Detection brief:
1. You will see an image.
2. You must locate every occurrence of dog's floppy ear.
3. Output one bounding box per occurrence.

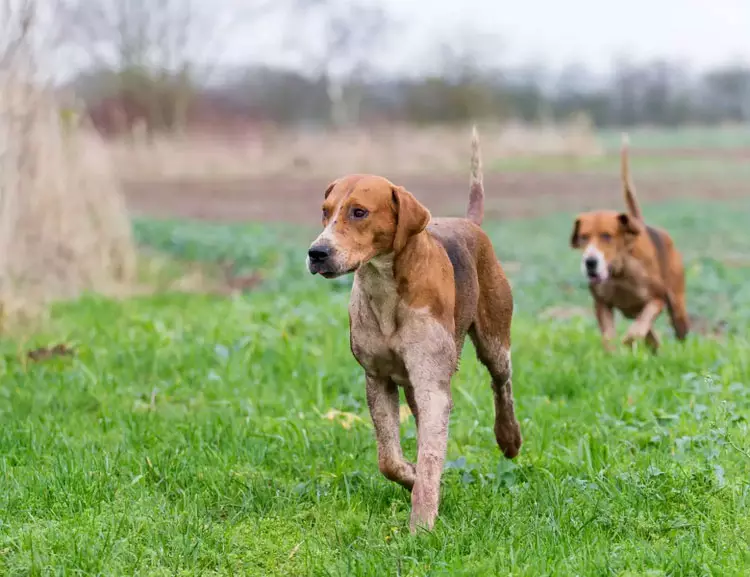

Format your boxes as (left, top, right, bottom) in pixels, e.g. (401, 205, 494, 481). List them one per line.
(323, 180, 337, 199)
(617, 213, 643, 236)
(570, 218, 582, 248)
(392, 185, 430, 253)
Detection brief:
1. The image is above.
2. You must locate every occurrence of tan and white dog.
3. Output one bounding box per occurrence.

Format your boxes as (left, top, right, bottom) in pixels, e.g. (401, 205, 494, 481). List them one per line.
(306, 128, 521, 532)
(570, 136, 689, 352)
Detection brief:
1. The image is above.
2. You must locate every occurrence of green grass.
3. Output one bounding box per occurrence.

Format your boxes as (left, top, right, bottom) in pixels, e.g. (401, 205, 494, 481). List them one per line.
(1, 200, 749, 575)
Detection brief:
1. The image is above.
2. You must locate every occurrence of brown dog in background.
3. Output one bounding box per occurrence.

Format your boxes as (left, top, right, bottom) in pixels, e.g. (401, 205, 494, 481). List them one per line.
(306, 127, 521, 533)
(569, 135, 689, 352)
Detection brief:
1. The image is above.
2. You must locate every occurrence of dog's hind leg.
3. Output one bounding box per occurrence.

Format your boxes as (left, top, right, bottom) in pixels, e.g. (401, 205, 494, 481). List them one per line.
(668, 289, 689, 341)
(469, 263, 521, 458)
(470, 328, 522, 459)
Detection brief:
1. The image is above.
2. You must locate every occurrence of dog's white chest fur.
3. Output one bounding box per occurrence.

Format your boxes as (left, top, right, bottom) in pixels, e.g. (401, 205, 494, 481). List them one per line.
(349, 256, 408, 380)
(356, 256, 400, 338)
(348, 255, 458, 386)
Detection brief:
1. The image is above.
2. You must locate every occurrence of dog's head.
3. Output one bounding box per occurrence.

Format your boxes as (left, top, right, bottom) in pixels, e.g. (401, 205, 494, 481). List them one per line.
(569, 210, 643, 284)
(307, 174, 431, 278)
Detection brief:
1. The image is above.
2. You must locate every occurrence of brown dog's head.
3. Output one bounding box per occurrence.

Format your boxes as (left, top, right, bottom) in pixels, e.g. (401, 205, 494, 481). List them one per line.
(306, 174, 431, 278)
(569, 210, 642, 284)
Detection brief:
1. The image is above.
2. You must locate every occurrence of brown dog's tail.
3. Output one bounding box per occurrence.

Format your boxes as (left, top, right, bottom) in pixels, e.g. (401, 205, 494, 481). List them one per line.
(466, 124, 484, 226)
(621, 133, 643, 220)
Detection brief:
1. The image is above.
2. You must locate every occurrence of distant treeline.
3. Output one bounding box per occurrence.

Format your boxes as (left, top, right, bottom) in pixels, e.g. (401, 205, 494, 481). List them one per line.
(68, 59, 750, 134)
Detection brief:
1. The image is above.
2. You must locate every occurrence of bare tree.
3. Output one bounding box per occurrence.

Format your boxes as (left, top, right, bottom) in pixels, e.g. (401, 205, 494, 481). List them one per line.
(1, 0, 32, 67)
(56, 0, 275, 132)
(0, 0, 56, 76)
(289, 0, 392, 127)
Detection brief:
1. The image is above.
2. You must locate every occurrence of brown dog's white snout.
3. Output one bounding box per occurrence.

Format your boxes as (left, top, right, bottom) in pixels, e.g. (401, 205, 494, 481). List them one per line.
(581, 244, 609, 284)
(567, 133, 689, 351)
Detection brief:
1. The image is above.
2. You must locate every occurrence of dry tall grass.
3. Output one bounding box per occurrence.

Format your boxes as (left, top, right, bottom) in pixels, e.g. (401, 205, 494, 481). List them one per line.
(108, 116, 604, 181)
(0, 73, 136, 328)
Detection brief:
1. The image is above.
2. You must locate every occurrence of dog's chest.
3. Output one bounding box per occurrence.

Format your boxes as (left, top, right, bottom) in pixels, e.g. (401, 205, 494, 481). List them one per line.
(593, 276, 650, 317)
(349, 270, 410, 384)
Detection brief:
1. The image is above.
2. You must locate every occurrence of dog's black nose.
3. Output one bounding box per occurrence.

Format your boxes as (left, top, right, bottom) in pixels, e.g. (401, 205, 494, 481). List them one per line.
(308, 245, 331, 263)
(585, 257, 598, 272)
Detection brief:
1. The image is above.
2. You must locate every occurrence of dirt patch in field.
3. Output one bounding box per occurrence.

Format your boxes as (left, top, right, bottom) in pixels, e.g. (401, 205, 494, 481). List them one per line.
(123, 169, 748, 225)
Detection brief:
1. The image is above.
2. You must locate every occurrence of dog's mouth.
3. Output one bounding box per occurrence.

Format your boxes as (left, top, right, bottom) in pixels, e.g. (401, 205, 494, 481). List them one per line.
(587, 265, 612, 285)
(320, 271, 344, 279)
(311, 265, 358, 279)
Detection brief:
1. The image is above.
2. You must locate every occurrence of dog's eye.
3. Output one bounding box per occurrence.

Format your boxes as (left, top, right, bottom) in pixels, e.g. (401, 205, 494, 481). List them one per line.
(350, 207, 368, 220)
(579, 234, 590, 243)
(600, 232, 612, 242)
(322, 208, 329, 221)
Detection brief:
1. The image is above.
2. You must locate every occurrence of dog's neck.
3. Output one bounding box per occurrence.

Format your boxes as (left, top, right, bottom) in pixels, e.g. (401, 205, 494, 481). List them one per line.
(357, 231, 433, 297)
(358, 253, 396, 290)
(356, 253, 400, 336)
(610, 248, 639, 278)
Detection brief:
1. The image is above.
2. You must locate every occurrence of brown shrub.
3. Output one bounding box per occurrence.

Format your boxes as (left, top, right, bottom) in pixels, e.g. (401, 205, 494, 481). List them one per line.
(0, 73, 136, 329)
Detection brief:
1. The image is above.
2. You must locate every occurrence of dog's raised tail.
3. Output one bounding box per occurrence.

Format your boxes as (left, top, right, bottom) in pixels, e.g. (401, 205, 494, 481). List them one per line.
(621, 133, 643, 220)
(467, 125, 484, 226)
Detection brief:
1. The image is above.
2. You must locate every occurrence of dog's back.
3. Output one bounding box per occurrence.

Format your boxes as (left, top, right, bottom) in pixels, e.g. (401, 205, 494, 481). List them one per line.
(424, 126, 512, 347)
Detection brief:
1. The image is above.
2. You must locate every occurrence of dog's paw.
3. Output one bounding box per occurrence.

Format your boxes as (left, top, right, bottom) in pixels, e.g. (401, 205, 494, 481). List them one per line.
(622, 330, 644, 348)
(495, 421, 522, 459)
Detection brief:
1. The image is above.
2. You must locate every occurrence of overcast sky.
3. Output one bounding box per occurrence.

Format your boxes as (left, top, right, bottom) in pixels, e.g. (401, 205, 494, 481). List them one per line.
(41, 0, 749, 80)
(232, 0, 750, 76)
(389, 0, 749, 73)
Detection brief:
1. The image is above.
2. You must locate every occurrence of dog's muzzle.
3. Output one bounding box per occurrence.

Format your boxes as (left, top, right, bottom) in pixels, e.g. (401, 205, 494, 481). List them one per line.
(581, 246, 609, 284)
(307, 242, 331, 273)
(306, 241, 349, 278)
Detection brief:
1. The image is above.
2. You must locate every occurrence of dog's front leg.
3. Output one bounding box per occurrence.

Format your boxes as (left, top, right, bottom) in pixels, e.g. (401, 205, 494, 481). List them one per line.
(623, 299, 664, 348)
(398, 317, 456, 533)
(366, 374, 416, 490)
(408, 379, 452, 533)
(594, 300, 616, 351)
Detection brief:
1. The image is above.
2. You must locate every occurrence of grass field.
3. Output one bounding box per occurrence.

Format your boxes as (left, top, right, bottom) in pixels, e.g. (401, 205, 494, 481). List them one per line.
(1, 191, 749, 575)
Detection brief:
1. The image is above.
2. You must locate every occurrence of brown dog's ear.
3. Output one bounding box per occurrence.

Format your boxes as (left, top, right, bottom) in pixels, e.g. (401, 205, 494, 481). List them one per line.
(392, 185, 430, 253)
(570, 218, 582, 248)
(617, 213, 643, 236)
(323, 180, 337, 199)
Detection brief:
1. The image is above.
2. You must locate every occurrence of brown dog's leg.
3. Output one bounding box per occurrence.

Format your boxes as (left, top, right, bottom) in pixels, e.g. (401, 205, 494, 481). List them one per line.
(594, 300, 616, 351)
(408, 381, 452, 533)
(470, 259, 522, 459)
(470, 327, 522, 459)
(366, 375, 416, 490)
(403, 385, 419, 429)
(666, 245, 689, 341)
(668, 289, 690, 341)
(645, 329, 660, 352)
(623, 299, 664, 348)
